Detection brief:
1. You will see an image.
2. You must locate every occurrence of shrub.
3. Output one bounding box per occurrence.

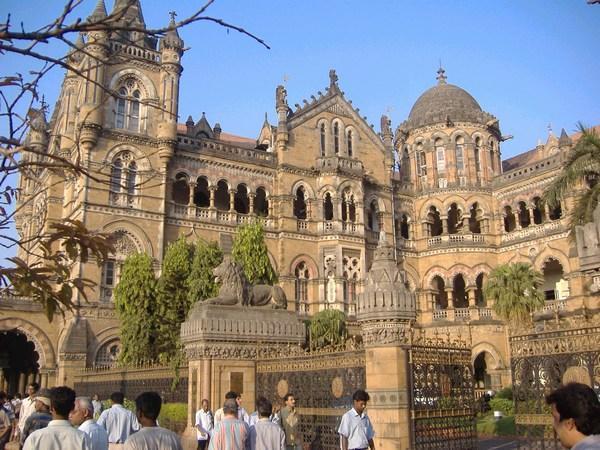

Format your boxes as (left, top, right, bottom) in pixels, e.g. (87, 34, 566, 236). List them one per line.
(477, 413, 516, 437)
(495, 386, 513, 400)
(159, 402, 187, 433)
(489, 398, 514, 416)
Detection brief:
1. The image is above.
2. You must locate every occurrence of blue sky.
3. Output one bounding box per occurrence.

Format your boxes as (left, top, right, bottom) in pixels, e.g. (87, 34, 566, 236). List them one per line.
(1, 0, 599, 260)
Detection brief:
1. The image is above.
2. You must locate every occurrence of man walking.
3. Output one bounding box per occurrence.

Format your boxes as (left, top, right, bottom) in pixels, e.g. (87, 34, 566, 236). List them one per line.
(97, 392, 139, 449)
(17, 383, 39, 439)
(214, 392, 249, 425)
(195, 399, 213, 450)
(70, 396, 109, 450)
(338, 390, 375, 450)
(20, 388, 52, 446)
(279, 393, 301, 450)
(123, 392, 182, 450)
(249, 398, 285, 450)
(209, 398, 249, 450)
(22, 386, 91, 450)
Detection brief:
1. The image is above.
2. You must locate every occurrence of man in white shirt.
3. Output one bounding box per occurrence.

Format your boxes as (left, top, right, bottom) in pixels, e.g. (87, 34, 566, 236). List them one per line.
(22, 386, 92, 450)
(17, 382, 39, 437)
(71, 396, 109, 450)
(195, 398, 213, 450)
(337, 390, 375, 450)
(97, 392, 140, 449)
(124, 392, 182, 450)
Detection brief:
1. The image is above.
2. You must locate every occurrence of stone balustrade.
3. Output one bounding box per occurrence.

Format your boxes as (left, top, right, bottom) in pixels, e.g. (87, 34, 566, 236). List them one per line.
(168, 202, 273, 227)
(427, 233, 485, 248)
(177, 136, 276, 164)
(501, 220, 562, 243)
(541, 299, 567, 313)
(316, 156, 364, 173)
(431, 306, 496, 322)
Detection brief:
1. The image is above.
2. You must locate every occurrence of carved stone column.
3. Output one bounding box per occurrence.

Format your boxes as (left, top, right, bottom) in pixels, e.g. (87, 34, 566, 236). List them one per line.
(228, 190, 236, 212)
(248, 192, 256, 215)
(208, 186, 216, 209)
(357, 233, 416, 450)
(188, 182, 196, 207)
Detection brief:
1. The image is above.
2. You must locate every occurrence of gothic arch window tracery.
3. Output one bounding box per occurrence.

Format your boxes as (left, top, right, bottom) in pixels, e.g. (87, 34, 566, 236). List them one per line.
(100, 230, 140, 302)
(294, 261, 310, 313)
(333, 122, 340, 155)
(346, 129, 353, 157)
(110, 151, 138, 207)
(342, 255, 360, 307)
(115, 78, 145, 132)
(94, 339, 121, 367)
(455, 136, 465, 172)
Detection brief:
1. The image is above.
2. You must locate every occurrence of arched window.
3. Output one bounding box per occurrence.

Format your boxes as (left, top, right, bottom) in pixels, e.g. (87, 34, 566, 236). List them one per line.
(504, 206, 516, 232)
(542, 258, 569, 300)
(194, 177, 210, 207)
(171, 172, 189, 205)
(341, 190, 355, 223)
(323, 193, 333, 221)
(95, 339, 121, 367)
(294, 261, 310, 313)
(342, 256, 360, 308)
(475, 273, 485, 306)
(367, 200, 379, 231)
(428, 206, 443, 237)
(400, 214, 410, 239)
(320, 123, 326, 156)
(434, 138, 445, 174)
(532, 197, 544, 225)
(432, 276, 447, 309)
(416, 142, 427, 177)
(469, 203, 482, 234)
(115, 79, 143, 132)
(549, 201, 562, 220)
(99, 230, 139, 302)
(214, 180, 229, 211)
(294, 186, 307, 219)
(234, 184, 249, 214)
(453, 274, 468, 308)
(489, 139, 495, 173)
(254, 187, 269, 216)
(455, 136, 465, 171)
(110, 152, 138, 207)
(475, 137, 482, 173)
(447, 203, 461, 234)
(333, 122, 340, 154)
(518, 201, 530, 228)
(347, 130, 353, 157)
(402, 147, 410, 180)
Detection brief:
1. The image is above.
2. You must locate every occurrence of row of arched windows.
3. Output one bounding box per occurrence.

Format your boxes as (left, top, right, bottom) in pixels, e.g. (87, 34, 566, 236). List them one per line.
(319, 120, 356, 158)
(432, 273, 485, 310)
(424, 202, 484, 237)
(503, 198, 561, 232)
(171, 174, 269, 216)
(109, 151, 137, 206)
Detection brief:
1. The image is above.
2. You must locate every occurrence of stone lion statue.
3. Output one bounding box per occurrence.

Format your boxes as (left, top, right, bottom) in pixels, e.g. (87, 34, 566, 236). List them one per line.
(204, 256, 287, 309)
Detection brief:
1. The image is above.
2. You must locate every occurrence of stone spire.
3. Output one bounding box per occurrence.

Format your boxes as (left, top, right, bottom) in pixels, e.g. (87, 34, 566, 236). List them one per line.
(87, 0, 107, 22)
(328, 69, 340, 94)
(160, 11, 184, 53)
(356, 231, 416, 323)
(558, 128, 572, 147)
(436, 66, 447, 85)
(112, 0, 145, 27)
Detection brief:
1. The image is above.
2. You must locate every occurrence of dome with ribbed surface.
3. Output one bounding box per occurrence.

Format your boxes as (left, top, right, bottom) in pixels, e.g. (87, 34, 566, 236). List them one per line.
(403, 68, 494, 130)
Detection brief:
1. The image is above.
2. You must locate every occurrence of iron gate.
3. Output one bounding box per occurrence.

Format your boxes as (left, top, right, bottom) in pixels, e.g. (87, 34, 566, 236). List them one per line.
(511, 325, 600, 449)
(409, 340, 477, 449)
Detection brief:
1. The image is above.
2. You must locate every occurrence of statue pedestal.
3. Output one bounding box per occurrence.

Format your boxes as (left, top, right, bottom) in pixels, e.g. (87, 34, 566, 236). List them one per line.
(181, 304, 305, 434)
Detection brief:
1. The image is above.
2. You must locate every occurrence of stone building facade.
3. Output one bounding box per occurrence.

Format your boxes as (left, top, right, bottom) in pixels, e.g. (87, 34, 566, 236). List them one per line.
(2, 0, 597, 394)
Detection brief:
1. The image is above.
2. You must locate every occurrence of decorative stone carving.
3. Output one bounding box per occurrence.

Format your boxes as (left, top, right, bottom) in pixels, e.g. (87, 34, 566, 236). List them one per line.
(361, 321, 411, 346)
(192, 256, 287, 309)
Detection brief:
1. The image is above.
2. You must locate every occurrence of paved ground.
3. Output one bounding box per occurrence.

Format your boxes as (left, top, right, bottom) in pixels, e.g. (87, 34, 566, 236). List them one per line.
(478, 437, 520, 450)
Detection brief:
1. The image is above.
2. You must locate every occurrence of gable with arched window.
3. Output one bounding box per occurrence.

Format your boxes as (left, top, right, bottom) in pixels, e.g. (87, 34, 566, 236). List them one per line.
(110, 151, 138, 207)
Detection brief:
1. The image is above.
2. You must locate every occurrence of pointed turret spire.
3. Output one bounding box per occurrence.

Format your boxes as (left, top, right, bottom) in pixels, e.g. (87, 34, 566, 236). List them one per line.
(160, 10, 184, 53)
(88, 0, 107, 22)
(328, 69, 340, 93)
(112, 0, 145, 27)
(436, 66, 447, 85)
(559, 128, 572, 147)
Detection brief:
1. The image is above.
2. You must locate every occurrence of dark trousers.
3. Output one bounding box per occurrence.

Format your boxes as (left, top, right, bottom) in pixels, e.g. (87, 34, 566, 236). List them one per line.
(197, 438, 209, 450)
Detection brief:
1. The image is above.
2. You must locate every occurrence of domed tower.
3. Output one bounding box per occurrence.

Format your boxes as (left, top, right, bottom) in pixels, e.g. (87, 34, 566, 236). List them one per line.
(396, 68, 501, 190)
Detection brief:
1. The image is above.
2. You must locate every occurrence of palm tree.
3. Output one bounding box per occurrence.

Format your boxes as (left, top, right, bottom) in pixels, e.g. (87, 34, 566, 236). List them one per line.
(543, 125, 600, 236)
(484, 263, 544, 328)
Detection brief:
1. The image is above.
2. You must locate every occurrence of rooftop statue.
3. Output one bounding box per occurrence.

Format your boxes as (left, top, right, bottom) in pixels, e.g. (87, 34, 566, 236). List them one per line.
(202, 256, 287, 309)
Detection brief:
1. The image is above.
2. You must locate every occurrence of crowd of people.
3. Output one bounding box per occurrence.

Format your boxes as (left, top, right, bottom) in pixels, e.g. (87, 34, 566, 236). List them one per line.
(0, 381, 599, 450)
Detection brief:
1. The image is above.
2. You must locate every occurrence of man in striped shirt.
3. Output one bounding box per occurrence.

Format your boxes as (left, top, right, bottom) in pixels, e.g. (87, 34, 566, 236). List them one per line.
(208, 399, 249, 450)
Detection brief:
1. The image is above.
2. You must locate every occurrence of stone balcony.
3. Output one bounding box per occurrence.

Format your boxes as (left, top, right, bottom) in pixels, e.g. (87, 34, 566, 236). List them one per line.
(431, 307, 495, 322)
(501, 220, 564, 243)
(168, 202, 273, 227)
(427, 233, 485, 248)
(316, 156, 364, 174)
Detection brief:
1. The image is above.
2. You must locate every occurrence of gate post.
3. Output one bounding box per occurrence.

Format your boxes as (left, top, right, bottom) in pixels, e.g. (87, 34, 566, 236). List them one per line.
(357, 233, 416, 450)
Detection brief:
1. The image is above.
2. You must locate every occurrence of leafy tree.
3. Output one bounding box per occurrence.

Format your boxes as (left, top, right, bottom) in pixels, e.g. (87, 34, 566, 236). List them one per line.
(114, 252, 157, 364)
(543, 125, 600, 236)
(187, 240, 223, 304)
(155, 236, 193, 362)
(483, 263, 544, 328)
(231, 222, 277, 285)
(308, 309, 348, 350)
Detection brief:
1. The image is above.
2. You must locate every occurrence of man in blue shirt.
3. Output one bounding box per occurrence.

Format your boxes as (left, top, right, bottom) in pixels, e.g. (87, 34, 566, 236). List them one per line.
(337, 390, 375, 450)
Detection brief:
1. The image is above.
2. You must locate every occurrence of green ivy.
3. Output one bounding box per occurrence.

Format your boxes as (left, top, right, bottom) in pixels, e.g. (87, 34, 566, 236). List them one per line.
(232, 222, 277, 285)
(187, 240, 223, 304)
(308, 309, 347, 350)
(114, 253, 158, 364)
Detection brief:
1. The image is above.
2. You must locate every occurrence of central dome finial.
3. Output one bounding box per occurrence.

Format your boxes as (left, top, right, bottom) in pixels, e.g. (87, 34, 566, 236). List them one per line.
(436, 66, 447, 85)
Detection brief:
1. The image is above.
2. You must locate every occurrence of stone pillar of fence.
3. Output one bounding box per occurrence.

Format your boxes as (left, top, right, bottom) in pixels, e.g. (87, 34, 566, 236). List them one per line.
(180, 300, 305, 450)
(357, 232, 416, 450)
